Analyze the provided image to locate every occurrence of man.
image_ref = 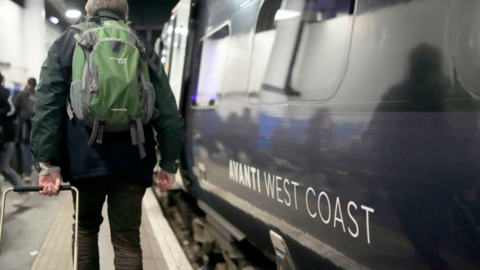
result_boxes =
[31,1,184,269]
[0,72,29,206]
[15,78,36,182]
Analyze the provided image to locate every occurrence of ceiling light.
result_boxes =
[274,10,301,21]
[66,10,82,19]
[49,16,59,25]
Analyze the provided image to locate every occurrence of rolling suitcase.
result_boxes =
[0,185,80,270]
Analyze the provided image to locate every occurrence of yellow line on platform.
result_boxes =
[31,197,73,270]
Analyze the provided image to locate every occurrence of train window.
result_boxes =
[191,24,231,107]
[454,1,480,99]
[249,0,356,104]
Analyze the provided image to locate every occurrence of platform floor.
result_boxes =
[0,180,192,270]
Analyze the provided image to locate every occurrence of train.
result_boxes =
[158,0,480,269]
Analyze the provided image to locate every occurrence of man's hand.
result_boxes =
[158,170,175,191]
[39,171,62,197]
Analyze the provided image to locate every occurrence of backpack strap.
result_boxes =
[145,55,159,73]
[97,121,105,144]
[130,35,143,52]
[135,118,146,145]
[75,31,99,50]
[66,100,74,120]
[126,21,140,47]
[130,118,146,159]
[123,23,153,71]
[130,120,138,145]
[87,118,105,146]
[87,118,100,146]
[73,19,100,50]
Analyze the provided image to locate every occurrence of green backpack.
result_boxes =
[69,18,157,158]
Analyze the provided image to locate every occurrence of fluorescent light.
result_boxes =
[66,10,81,19]
[274,10,301,21]
[49,16,59,25]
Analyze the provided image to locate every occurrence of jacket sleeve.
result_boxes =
[30,42,68,165]
[0,90,12,117]
[148,55,185,174]
[13,92,21,115]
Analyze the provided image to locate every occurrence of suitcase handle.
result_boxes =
[13,185,73,193]
[0,185,80,270]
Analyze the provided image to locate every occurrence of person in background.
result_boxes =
[0,71,30,206]
[14,78,36,182]
[31,0,184,269]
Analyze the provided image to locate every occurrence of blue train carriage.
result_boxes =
[162,0,480,269]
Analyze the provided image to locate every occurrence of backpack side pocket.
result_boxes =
[70,79,85,121]
[143,81,156,124]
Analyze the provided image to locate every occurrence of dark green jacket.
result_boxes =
[31,13,184,184]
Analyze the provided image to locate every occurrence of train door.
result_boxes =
[162,16,176,77]
[164,0,193,109]
[159,0,193,191]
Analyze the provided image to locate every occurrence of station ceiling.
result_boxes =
[45,0,178,29]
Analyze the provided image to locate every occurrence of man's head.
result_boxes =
[27,78,37,90]
[85,0,129,20]
[0,72,3,86]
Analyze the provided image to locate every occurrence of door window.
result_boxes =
[249,0,356,104]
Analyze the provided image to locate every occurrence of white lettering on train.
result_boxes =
[276,176,283,204]
[292,181,299,210]
[284,178,291,207]
[348,201,359,238]
[244,165,251,188]
[250,167,257,190]
[318,191,331,224]
[238,164,245,185]
[228,160,375,244]
[334,197,346,233]
[306,188,317,218]
[264,172,275,198]
[361,205,375,244]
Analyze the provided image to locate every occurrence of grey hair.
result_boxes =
[85,0,129,20]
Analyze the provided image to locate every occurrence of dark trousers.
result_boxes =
[72,178,147,270]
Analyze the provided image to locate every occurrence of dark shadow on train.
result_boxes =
[365,44,480,270]
[192,108,223,158]
[221,109,262,164]
[271,108,337,187]
[192,107,262,167]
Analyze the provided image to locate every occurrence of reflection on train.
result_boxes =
[160,0,480,269]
